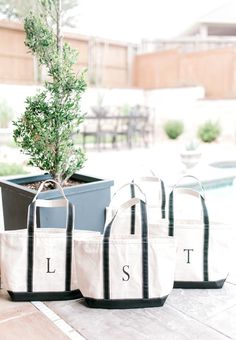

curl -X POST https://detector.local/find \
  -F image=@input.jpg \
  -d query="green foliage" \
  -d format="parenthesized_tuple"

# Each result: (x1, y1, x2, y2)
(13, 1, 87, 185)
(164, 120, 184, 139)
(0, 98, 13, 128)
(198, 121, 221, 143)
(0, 163, 27, 176)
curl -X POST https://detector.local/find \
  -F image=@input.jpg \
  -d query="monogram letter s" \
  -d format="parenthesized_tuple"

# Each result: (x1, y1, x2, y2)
(122, 265, 130, 281)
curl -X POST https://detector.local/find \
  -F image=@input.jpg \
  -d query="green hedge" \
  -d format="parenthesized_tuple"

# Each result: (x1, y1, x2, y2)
(164, 120, 184, 139)
(198, 121, 221, 143)
(0, 163, 27, 176)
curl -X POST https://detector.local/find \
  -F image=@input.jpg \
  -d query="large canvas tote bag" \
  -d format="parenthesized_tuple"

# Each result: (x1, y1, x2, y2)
(75, 198, 176, 309)
(1, 180, 86, 301)
(167, 184, 232, 289)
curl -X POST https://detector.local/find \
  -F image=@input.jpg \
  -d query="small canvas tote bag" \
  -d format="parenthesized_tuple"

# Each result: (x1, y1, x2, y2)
(106, 176, 166, 232)
(167, 181, 232, 288)
(75, 197, 176, 309)
(133, 176, 166, 221)
(1, 179, 88, 301)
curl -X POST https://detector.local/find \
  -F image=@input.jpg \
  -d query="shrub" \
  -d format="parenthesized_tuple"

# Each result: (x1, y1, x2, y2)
(0, 98, 13, 128)
(164, 120, 184, 139)
(198, 121, 221, 143)
(0, 163, 27, 177)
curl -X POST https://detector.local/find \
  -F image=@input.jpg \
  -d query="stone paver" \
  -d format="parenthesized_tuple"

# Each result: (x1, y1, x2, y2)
(206, 304, 236, 339)
(0, 311, 69, 340)
(45, 296, 233, 340)
(0, 290, 69, 339)
(167, 283, 236, 322)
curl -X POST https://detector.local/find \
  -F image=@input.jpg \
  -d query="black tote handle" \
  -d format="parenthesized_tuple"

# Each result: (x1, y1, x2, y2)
(105, 182, 146, 234)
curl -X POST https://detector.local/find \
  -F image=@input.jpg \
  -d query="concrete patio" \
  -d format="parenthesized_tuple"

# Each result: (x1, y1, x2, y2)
(0, 142, 236, 339)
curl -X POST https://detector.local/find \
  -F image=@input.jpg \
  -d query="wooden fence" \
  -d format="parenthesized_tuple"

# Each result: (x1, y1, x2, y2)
(0, 20, 135, 88)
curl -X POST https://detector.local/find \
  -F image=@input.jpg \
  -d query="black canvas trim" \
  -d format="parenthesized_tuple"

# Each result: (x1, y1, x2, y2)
(201, 196, 209, 282)
(8, 289, 82, 302)
(65, 202, 74, 291)
(141, 200, 149, 299)
(130, 183, 136, 234)
(27, 202, 35, 292)
(168, 191, 174, 236)
(174, 279, 225, 289)
(85, 295, 168, 309)
(103, 217, 113, 300)
(160, 180, 166, 219)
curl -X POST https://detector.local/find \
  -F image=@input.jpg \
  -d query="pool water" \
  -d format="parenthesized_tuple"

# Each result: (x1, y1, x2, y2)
(205, 183, 236, 224)
(176, 178, 236, 224)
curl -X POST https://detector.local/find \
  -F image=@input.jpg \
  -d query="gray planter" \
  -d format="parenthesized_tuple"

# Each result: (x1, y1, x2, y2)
(0, 173, 114, 232)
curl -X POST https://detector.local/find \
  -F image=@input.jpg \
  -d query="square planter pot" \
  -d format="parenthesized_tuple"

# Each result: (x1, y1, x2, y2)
(0, 173, 114, 232)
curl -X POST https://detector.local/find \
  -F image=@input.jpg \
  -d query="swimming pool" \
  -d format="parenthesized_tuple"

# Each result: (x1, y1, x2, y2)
(174, 177, 236, 224)
(204, 178, 235, 224)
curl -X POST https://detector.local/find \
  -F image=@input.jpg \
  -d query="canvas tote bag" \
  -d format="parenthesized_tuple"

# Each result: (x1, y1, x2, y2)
(133, 176, 166, 220)
(105, 182, 146, 233)
(1, 179, 91, 301)
(75, 197, 176, 309)
(105, 176, 166, 232)
(167, 181, 232, 288)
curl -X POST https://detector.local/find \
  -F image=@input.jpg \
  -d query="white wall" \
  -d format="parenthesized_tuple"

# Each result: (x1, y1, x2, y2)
(1, 83, 236, 141)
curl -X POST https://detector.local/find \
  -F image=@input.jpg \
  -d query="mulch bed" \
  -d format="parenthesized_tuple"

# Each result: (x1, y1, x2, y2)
(24, 179, 84, 191)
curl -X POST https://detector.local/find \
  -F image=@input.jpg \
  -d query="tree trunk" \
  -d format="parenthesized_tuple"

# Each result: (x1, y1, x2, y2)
(55, 0, 63, 183)
(56, 0, 63, 58)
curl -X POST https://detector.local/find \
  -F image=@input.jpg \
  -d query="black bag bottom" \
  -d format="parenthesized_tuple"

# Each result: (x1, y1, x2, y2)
(8, 289, 82, 301)
(174, 279, 226, 289)
(84, 295, 168, 309)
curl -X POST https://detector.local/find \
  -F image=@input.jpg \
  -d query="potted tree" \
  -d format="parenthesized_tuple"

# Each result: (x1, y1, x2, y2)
(0, 0, 113, 231)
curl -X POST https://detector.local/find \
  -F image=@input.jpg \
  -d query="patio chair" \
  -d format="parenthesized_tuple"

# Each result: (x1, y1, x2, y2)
(81, 115, 100, 149)
(96, 107, 120, 149)
(115, 112, 133, 148)
(129, 105, 155, 147)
